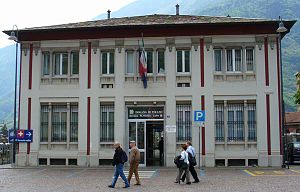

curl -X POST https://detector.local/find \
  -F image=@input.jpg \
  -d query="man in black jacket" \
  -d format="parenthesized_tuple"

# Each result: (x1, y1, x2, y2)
(108, 142, 130, 188)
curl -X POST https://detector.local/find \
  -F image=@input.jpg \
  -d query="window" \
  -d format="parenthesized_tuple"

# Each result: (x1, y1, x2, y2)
(227, 103, 244, 141)
(70, 105, 78, 142)
(40, 103, 78, 143)
(100, 104, 114, 142)
(214, 49, 222, 72)
(40, 105, 49, 142)
(157, 50, 165, 74)
(53, 52, 68, 75)
(176, 104, 191, 141)
(71, 51, 79, 75)
(52, 105, 67, 142)
(146, 51, 153, 74)
(126, 51, 134, 74)
(246, 48, 254, 71)
(42, 52, 50, 76)
(215, 103, 224, 141)
(226, 49, 242, 72)
(248, 103, 256, 141)
(101, 52, 114, 75)
(177, 50, 190, 73)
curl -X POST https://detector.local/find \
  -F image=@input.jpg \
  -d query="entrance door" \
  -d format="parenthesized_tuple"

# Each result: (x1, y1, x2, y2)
(129, 121, 146, 166)
(146, 121, 164, 166)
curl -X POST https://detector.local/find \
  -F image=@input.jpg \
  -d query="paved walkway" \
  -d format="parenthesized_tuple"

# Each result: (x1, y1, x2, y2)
(1, 165, 300, 192)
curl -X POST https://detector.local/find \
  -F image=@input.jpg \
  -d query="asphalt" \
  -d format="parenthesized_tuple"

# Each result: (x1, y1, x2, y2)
(1, 165, 300, 192)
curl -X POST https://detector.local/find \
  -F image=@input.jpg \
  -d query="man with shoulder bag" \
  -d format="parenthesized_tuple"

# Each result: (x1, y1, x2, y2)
(181, 141, 200, 183)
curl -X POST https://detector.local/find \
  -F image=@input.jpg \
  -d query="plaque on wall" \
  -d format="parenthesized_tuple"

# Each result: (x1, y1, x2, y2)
(128, 107, 164, 119)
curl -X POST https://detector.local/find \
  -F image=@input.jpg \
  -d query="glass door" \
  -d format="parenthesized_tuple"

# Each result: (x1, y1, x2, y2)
(129, 121, 146, 166)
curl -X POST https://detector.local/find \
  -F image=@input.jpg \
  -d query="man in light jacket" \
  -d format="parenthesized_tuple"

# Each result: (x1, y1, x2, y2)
(127, 141, 141, 185)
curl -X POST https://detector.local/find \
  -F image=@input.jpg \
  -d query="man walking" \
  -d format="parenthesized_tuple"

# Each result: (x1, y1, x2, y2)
(109, 142, 130, 188)
(181, 141, 200, 183)
(127, 141, 141, 185)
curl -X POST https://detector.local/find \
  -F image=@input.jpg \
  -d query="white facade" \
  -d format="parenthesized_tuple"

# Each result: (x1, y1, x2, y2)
(15, 33, 283, 167)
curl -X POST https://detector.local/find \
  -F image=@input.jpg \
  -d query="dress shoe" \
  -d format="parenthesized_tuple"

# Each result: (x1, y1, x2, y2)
(108, 185, 114, 188)
(134, 183, 141, 185)
(186, 182, 191, 185)
(193, 180, 199, 183)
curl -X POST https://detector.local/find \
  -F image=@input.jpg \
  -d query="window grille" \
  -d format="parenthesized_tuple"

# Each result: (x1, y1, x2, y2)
(40, 105, 49, 142)
(51, 105, 67, 142)
(227, 103, 244, 141)
(248, 103, 257, 141)
(100, 104, 114, 142)
(70, 105, 78, 142)
(176, 104, 192, 142)
(215, 103, 224, 141)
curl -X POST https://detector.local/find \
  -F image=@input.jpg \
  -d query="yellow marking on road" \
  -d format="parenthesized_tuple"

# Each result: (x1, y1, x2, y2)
(290, 169, 300, 174)
(273, 171, 285, 175)
(243, 170, 256, 176)
(254, 171, 264, 175)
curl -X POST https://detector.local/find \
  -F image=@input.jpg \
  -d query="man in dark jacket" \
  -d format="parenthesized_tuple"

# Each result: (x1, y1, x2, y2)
(108, 142, 130, 188)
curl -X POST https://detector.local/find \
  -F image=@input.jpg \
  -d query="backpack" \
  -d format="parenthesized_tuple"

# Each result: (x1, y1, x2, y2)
(174, 155, 181, 168)
(187, 151, 197, 166)
(122, 151, 128, 163)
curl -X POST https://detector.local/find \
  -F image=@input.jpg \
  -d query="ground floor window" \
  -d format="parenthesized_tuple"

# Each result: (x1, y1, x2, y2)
(40, 103, 78, 142)
(176, 103, 192, 142)
(214, 100, 256, 142)
(100, 103, 114, 142)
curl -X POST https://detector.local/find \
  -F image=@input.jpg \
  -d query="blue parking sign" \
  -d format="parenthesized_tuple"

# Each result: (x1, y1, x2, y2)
(194, 110, 205, 122)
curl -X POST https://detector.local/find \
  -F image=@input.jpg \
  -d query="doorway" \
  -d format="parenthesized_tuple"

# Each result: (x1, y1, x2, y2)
(146, 121, 164, 166)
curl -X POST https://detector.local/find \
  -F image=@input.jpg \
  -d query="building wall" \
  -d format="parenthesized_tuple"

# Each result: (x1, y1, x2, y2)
(16, 35, 282, 167)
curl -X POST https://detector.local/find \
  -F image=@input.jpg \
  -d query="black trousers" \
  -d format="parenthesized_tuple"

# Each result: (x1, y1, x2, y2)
(181, 165, 199, 182)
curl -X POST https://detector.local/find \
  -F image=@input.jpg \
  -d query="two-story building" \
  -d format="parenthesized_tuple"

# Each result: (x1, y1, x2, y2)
(3, 11, 296, 167)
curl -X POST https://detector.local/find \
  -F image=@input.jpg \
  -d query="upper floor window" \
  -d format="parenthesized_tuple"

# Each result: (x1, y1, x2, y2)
(126, 51, 134, 74)
(146, 51, 153, 74)
(177, 50, 190, 73)
(246, 48, 254, 71)
(42, 52, 50, 76)
(53, 52, 68, 76)
(214, 47, 255, 74)
(157, 50, 165, 74)
(71, 51, 79, 75)
(101, 52, 114, 75)
(214, 49, 222, 72)
(226, 49, 242, 72)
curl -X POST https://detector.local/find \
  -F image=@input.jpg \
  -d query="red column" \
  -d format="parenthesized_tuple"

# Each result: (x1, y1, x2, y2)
(88, 42, 91, 89)
(28, 44, 33, 90)
(27, 98, 31, 154)
(201, 95, 205, 155)
(200, 39, 205, 87)
(87, 97, 91, 156)
(264, 37, 269, 86)
(266, 94, 271, 155)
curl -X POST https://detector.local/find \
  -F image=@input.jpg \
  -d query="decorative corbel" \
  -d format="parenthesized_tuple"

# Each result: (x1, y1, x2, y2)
(255, 36, 264, 51)
(166, 38, 175, 52)
(33, 42, 40, 56)
(204, 37, 212, 51)
(191, 37, 200, 51)
(269, 36, 276, 50)
(80, 41, 88, 54)
(115, 40, 124, 53)
(91, 40, 99, 54)
(22, 43, 29, 56)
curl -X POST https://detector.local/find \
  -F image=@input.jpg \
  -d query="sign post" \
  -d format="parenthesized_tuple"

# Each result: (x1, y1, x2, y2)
(194, 110, 205, 168)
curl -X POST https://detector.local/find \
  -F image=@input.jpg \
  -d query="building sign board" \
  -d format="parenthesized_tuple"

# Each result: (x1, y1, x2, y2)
(166, 125, 176, 132)
(128, 107, 164, 119)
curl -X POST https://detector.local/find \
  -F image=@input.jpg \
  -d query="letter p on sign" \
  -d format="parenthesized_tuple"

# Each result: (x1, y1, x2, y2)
(194, 110, 205, 122)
